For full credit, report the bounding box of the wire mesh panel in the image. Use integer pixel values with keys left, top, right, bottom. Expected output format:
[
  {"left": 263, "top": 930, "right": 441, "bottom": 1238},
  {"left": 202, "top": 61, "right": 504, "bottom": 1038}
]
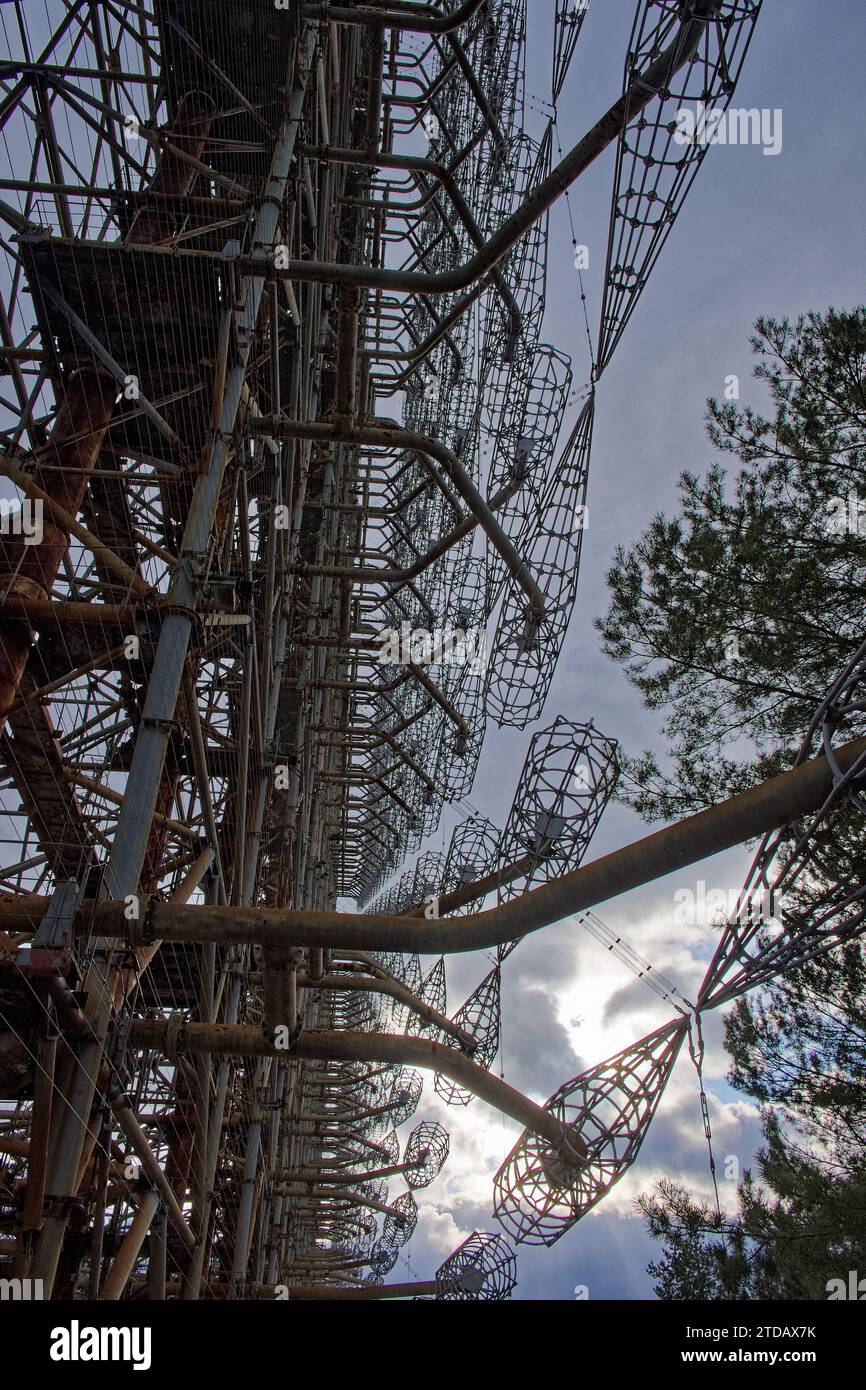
[
  {"left": 496, "top": 718, "right": 619, "bottom": 961},
  {"left": 493, "top": 1019, "right": 689, "bottom": 1246},
  {"left": 435, "top": 1230, "right": 517, "bottom": 1301}
]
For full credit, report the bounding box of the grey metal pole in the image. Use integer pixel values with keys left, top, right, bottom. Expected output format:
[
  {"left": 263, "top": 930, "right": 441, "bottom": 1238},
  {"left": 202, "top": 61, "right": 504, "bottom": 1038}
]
[
  {"left": 148, "top": 1207, "right": 167, "bottom": 1301},
  {"left": 229, "top": 1058, "right": 269, "bottom": 1293},
  {"left": 99, "top": 1188, "right": 160, "bottom": 1301},
  {"left": 105, "top": 30, "right": 317, "bottom": 900}
]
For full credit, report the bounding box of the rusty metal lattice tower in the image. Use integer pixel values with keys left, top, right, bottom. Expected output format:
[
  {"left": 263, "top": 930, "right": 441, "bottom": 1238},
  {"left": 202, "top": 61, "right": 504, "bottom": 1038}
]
[{"left": 5, "top": 0, "right": 860, "bottom": 1308}]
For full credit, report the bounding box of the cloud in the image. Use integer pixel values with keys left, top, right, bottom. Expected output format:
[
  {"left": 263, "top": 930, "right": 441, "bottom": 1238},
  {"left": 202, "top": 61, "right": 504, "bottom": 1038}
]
[
  {"left": 414, "top": 1202, "right": 471, "bottom": 1257},
  {"left": 499, "top": 980, "right": 583, "bottom": 1100}
]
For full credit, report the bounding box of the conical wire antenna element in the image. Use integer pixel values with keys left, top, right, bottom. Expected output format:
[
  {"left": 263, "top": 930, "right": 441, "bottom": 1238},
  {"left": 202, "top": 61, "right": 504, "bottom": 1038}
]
[
  {"left": 442, "top": 814, "right": 501, "bottom": 915},
  {"left": 493, "top": 1017, "right": 688, "bottom": 1245},
  {"left": 407, "top": 956, "right": 447, "bottom": 1038},
  {"left": 359, "top": 1178, "right": 389, "bottom": 1209},
  {"left": 382, "top": 1067, "right": 424, "bottom": 1128},
  {"left": 410, "top": 851, "right": 446, "bottom": 910},
  {"left": 434, "top": 965, "right": 501, "bottom": 1106},
  {"left": 435, "top": 1231, "right": 517, "bottom": 1301},
  {"left": 368, "top": 1237, "right": 399, "bottom": 1281},
  {"left": 485, "top": 390, "right": 595, "bottom": 727},
  {"left": 383, "top": 1190, "right": 418, "bottom": 1249},
  {"left": 699, "top": 637, "right": 866, "bottom": 1010},
  {"left": 552, "top": 0, "right": 592, "bottom": 105},
  {"left": 403, "top": 1120, "right": 450, "bottom": 1190},
  {"left": 597, "top": 0, "right": 764, "bottom": 373},
  {"left": 496, "top": 716, "right": 619, "bottom": 962}
]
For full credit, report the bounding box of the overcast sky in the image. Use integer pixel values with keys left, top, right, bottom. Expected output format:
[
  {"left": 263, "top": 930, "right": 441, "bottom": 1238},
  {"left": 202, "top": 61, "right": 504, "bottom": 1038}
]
[{"left": 388, "top": 0, "right": 866, "bottom": 1300}]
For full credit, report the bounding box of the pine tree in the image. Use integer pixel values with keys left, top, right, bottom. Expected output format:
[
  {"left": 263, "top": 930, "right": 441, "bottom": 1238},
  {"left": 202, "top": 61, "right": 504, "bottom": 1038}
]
[
  {"left": 597, "top": 307, "right": 866, "bottom": 821},
  {"left": 640, "top": 1129, "right": 866, "bottom": 1300},
  {"left": 604, "top": 307, "right": 866, "bottom": 1298}
]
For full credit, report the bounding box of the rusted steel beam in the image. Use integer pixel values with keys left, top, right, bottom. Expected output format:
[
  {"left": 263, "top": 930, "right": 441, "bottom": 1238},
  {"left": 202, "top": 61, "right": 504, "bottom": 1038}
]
[
  {"left": 0, "top": 91, "right": 214, "bottom": 713},
  {"left": 0, "top": 596, "right": 142, "bottom": 625},
  {"left": 0, "top": 450, "right": 148, "bottom": 592},
  {"left": 0, "top": 372, "right": 117, "bottom": 711},
  {"left": 73, "top": 734, "right": 866, "bottom": 955},
  {"left": 128, "top": 1023, "right": 585, "bottom": 1159}
]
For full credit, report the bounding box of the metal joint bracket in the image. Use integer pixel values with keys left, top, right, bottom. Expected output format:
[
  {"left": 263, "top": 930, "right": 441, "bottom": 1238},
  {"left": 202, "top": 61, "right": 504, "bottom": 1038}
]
[
  {"left": 141, "top": 715, "right": 179, "bottom": 739},
  {"left": 126, "top": 894, "right": 157, "bottom": 948},
  {"left": 164, "top": 1011, "right": 186, "bottom": 1061},
  {"left": 107, "top": 1080, "right": 130, "bottom": 1110},
  {"left": 22, "top": 879, "right": 81, "bottom": 975},
  {"left": 43, "top": 1194, "right": 79, "bottom": 1220}
]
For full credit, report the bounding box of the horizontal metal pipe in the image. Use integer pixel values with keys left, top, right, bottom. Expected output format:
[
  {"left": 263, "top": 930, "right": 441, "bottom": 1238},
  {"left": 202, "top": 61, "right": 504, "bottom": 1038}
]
[
  {"left": 0, "top": 595, "right": 243, "bottom": 629},
  {"left": 306, "top": 144, "right": 518, "bottom": 320},
  {"left": 407, "top": 850, "right": 536, "bottom": 917},
  {"left": 81, "top": 735, "right": 866, "bottom": 957},
  {"left": 246, "top": 2, "right": 718, "bottom": 295},
  {"left": 298, "top": 971, "right": 474, "bottom": 1048},
  {"left": 0, "top": 597, "right": 141, "bottom": 625},
  {"left": 287, "top": 1185, "right": 413, "bottom": 1224},
  {"left": 279, "top": 1162, "right": 408, "bottom": 1186},
  {"left": 127, "top": 1025, "right": 583, "bottom": 1157},
  {"left": 301, "top": 477, "right": 522, "bottom": 592},
  {"left": 250, "top": 417, "right": 547, "bottom": 616},
  {"left": 126, "top": 1278, "right": 435, "bottom": 1300}
]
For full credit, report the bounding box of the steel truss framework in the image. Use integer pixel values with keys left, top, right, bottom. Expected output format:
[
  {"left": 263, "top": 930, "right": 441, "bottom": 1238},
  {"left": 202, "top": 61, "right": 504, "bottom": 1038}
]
[{"left": 3, "top": 0, "right": 856, "bottom": 1306}]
